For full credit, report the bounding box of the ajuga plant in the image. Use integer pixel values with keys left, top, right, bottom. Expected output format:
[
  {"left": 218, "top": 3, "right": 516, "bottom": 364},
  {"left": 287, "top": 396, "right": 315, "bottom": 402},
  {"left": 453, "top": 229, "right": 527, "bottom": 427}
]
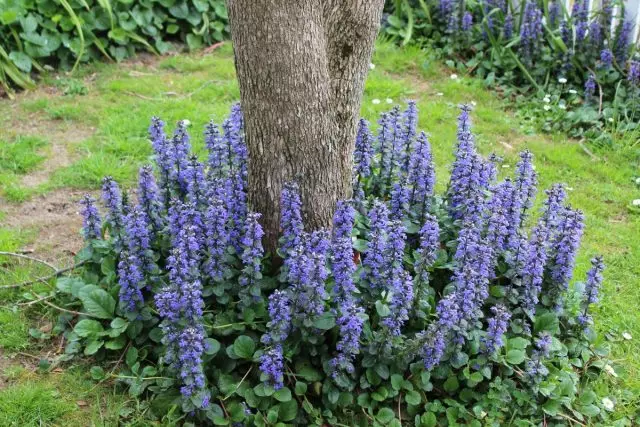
[
  {"left": 383, "top": 0, "right": 640, "bottom": 146},
  {"left": 58, "top": 102, "right": 613, "bottom": 425}
]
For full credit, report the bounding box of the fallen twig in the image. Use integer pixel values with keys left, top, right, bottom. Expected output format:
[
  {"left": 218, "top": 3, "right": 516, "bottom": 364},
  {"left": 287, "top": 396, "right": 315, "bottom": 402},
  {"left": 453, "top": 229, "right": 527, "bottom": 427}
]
[
  {"left": 0, "top": 251, "right": 58, "bottom": 271},
  {"left": 578, "top": 139, "right": 600, "bottom": 161},
  {"left": 0, "top": 261, "right": 86, "bottom": 289}
]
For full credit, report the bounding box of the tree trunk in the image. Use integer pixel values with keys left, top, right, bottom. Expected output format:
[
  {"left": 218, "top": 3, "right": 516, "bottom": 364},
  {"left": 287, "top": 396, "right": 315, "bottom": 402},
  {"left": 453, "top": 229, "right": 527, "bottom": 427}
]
[{"left": 227, "top": 0, "right": 384, "bottom": 254}]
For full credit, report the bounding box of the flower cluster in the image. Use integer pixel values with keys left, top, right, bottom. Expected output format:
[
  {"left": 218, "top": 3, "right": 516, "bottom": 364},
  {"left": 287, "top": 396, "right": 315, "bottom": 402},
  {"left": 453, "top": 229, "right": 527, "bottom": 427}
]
[{"left": 78, "top": 103, "right": 605, "bottom": 421}]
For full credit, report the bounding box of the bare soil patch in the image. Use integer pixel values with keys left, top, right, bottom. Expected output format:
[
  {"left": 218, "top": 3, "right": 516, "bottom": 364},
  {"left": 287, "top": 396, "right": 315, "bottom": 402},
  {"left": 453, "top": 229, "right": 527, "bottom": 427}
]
[{"left": 0, "top": 189, "right": 93, "bottom": 266}]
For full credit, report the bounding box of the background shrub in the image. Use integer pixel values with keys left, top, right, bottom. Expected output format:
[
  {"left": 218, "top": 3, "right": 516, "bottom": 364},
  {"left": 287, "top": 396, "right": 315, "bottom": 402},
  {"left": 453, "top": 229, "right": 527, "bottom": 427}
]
[
  {"left": 0, "top": 0, "right": 229, "bottom": 95},
  {"left": 384, "top": 0, "right": 640, "bottom": 147},
  {"left": 49, "top": 102, "right": 615, "bottom": 425}
]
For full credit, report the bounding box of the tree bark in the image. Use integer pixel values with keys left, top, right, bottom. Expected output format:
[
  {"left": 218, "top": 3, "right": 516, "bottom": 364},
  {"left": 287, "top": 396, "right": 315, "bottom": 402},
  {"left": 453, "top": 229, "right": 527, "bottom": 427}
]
[{"left": 227, "top": 0, "right": 384, "bottom": 254}]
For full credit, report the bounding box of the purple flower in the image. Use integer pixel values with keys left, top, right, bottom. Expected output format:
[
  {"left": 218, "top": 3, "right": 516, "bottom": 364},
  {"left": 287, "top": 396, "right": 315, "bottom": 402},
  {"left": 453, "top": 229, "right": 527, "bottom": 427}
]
[
  {"left": 353, "top": 120, "right": 374, "bottom": 200},
  {"left": 526, "top": 332, "right": 552, "bottom": 381},
  {"left": 600, "top": 49, "right": 613, "bottom": 68},
  {"left": 177, "top": 324, "right": 209, "bottom": 402},
  {"left": 362, "top": 201, "right": 390, "bottom": 290},
  {"left": 260, "top": 344, "right": 285, "bottom": 389},
  {"left": 548, "top": 2, "right": 559, "bottom": 27},
  {"left": 203, "top": 197, "right": 229, "bottom": 281},
  {"left": 485, "top": 180, "right": 513, "bottom": 254},
  {"left": 287, "top": 235, "right": 328, "bottom": 320},
  {"left": 615, "top": 20, "right": 633, "bottom": 64},
  {"left": 520, "top": 2, "right": 543, "bottom": 62},
  {"left": 408, "top": 132, "right": 435, "bottom": 220},
  {"left": 521, "top": 224, "right": 549, "bottom": 314},
  {"left": 149, "top": 117, "right": 170, "bottom": 180},
  {"left": 117, "top": 251, "right": 145, "bottom": 313},
  {"left": 280, "top": 182, "right": 303, "bottom": 255},
  {"left": 583, "top": 255, "right": 605, "bottom": 305},
  {"left": 482, "top": 305, "right": 511, "bottom": 355},
  {"left": 169, "top": 121, "right": 192, "bottom": 194},
  {"left": 421, "top": 327, "right": 446, "bottom": 369},
  {"left": 205, "top": 121, "right": 227, "bottom": 179},
  {"left": 79, "top": 195, "right": 102, "bottom": 240},
  {"left": 400, "top": 101, "right": 419, "bottom": 172},
  {"left": 330, "top": 303, "right": 365, "bottom": 375},
  {"left": 628, "top": 61, "right": 640, "bottom": 86},
  {"left": 184, "top": 156, "right": 206, "bottom": 205},
  {"left": 124, "top": 206, "right": 154, "bottom": 276},
  {"left": 572, "top": 0, "right": 589, "bottom": 43},
  {"left": 333, "top": 200, "right": 355, "bottom": 241},
  {"left": 331, "top": 236, "right": 357, "bottom": 302},
  {"left": 390, "top": 181, "right": 410, "bottom": 220},
  {"left": 503, "top": 14, "right": 513, "bottom": 39},
  {"left": 589, "top": 21, "right": 603, "bottom": 51},
  {"left": 262, "top": 290, "right": 292, "bottom": 345},
  {"left": 381, "top": 221, "right": 412, "bottom": 335},
  {"left": 137, "top": 165, "right": 163, "bottom": 232},
  {"left": 462, "top": 12, "right": 473, "bottom": 31},
  {"left": 239, "top": 212, "right": 264, "bottom": 298},
  {"left": 585, "top": 74, "right": 597, "bottom": 98},
  {"left": 102, "top": 176, "right": 124, "bottom": 232},
  {"left": 548, "top": 207, "right": 585, "bottom": 308},
  {"left": 506, "top": 150, "right": 537, "bottom": 251},
  {"left": 415, "top": 215, "right": 440, "bottom": 286},
  {"left": 541, "top": 184, "right": 567, "bottom": 233}
]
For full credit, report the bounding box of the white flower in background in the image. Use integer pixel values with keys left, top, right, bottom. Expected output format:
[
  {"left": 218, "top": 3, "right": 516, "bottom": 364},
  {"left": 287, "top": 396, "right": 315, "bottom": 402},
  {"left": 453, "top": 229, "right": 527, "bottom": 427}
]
[
  {"left": 602, "top": 397, "right": 615, "bottom": 411},
  {"left": 608, "top": 118, "right": 614, "bottom": 122},
  {"left": 544, "top": 105, "right": 551, "bottom": 111},
  {"left": 632, "top": 199, "right": 640, "bottom": 206},
  {"left": 372, "top": 98, "right": 381, "bottom": 104},
  {"left": 635, "top": 177, "right": 640, "bottom": 185},
  {"left": 544, "top": 97, "right": 551, "bottom": 103},
  {"left": 471, "top": 100, "right": 477, "bottom": 106},
  {"left": 182, "top": 119, "right": 191, "bottom": 127},
  {"left": 566, "top": 186, "right": 574, "bottom": 191},
  {"left": 386, "top": 98, "right": 393, "bottom": 104},
  {"left": 569, "top": 89, "right": 577, "bottom": 94},
  {"left": 450, "top": 73, "right": 458, "bottom": 80},
  {"left": 558, "top": 102, "right": 567, "bottom": 110},
  {"left": 436, "top": 92, "right": 444, "bottom": 96},
  {"left": 369, "top": 63, "right": 375, "bottom": 70},
  {"left": 604, "top": 365, "right": 618, "bottom": 377},
  {"left": 502, "top": 164, "right": 510, "bottom": 168},
  {"left": 559, "top": 77, "right": 568, "bottom": 84},
  {"left": 622, "top": 332, "right": 633, "bottom": 340}
]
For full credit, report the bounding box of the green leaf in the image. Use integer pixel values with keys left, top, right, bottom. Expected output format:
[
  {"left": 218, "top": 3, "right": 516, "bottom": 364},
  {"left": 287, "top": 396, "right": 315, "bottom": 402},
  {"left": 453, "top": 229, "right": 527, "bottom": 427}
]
[
  {"left": 507, "top": 337, "right": 530, "bottom": 350},
  {"left": 74, "top": 319, "right": 104, "bottom": 338},
  {"left": 390, "top": 374, "right": 403, "bottom": 390},
  {"left": 295, "top": 381, "right": 307, "bottom": 395},
  {"left": 312, "top": 312, "right": 336, "bottom": 330},
  {"left": 542, "top": 399, "right": 561, "bottom": 416},
  {"left": 126, "top": 347, "right": 138, "bottom": 367},
  {"left": 375, "top": 300, "right": 391, "bottom": 317},
  {"left": 105, "top": 335, "right": 126, "bottom": 350},
  {"left": 9, "top": 51, "right": 32, "bottom": 73},
  {"left": 278, "top": 399, "right": 298, "bottom": 421},
  {"left": 443, "top": 376, "right": 459, "bottom": 393},
  {"left": 405, "top": 390, "right": 421, "bottom": 406},
  {"left": 56, "top": 277, "right": 85, "bottom": 296},
  {"left": 295, "top": 364, "right": 322, "bottom": 382},
  {"left": 84, "top": 340, "right": 104, "bottom": 355},
  {"left": 386, "top": 15, "right": 404, "bottom": 28},
  {"left": 534, "top": 312, "right": 560, "bottom": 334},
  {"left": 506, "top": 349, "right": 526, "bottom": 365},
  {"left": 376, "top": 407, "right": 395, "bottom": 423},
  {"left": 233, "top": 336, "right": 255, "bottom": 359},
  {"left": 79, "top": 286, "right": 116, "bottom": 319},
  {"left": 204, "top": 338, "right": 221, "bottom": 356},
  {"left": 273, "top": 387, "right": 292, "bottom": 402},
  {"left": 90, "top": 366, "right": 105, "bottom": 380}
]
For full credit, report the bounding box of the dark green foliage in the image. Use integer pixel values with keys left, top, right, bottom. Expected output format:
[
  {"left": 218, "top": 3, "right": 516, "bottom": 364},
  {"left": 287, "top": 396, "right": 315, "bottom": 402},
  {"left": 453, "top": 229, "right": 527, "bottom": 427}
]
[{"left": 0, "top": 0, "right": 229, "bottom": 96}]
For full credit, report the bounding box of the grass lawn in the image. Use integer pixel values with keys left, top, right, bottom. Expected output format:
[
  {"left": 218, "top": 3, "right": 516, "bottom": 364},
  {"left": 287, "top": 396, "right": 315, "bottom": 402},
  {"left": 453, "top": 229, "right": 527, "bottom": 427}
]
[{"left": 0, "top": 40, "right": 638, "bottom": 424}]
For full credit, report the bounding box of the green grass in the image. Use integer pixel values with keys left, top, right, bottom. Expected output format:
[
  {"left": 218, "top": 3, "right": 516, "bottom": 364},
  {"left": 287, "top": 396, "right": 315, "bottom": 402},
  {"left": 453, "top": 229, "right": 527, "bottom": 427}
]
[
  {"left": 0, "top": 382, "right": 74, "bottom": 426},
  {"left": 0, "top": 39, "right": 639, "bottom": 421},
  {"left": 0, "top": 308, "right": 29, "bottom": 351}
]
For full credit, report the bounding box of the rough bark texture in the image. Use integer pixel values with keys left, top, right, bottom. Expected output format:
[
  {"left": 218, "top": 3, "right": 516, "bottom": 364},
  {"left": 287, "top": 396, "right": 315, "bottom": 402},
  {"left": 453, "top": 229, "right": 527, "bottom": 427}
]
[{"left": 228, "top": 0, "right": 384, "bottom": 254}]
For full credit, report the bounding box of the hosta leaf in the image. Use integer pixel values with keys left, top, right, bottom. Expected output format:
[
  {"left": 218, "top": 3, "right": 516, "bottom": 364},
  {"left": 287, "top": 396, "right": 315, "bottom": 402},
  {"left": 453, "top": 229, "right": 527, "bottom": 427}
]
[{"left": 79, "top": 287, "right": 116, "bottom": 319}]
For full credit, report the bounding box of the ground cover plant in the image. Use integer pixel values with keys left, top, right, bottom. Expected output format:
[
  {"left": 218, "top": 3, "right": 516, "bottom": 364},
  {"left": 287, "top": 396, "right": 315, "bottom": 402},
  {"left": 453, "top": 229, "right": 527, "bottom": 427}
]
[
  {"left": 384, "top": 0, "right": 640, "bottom": 147},
  {"left": 43, "top": 100, "right": 616, "bottom": 425},
  {"left": 0, "top": 42, "right": 638, "bottom": 424},
  {"left": 0, "top": 0, "right": 229, "bottom": 96}
]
